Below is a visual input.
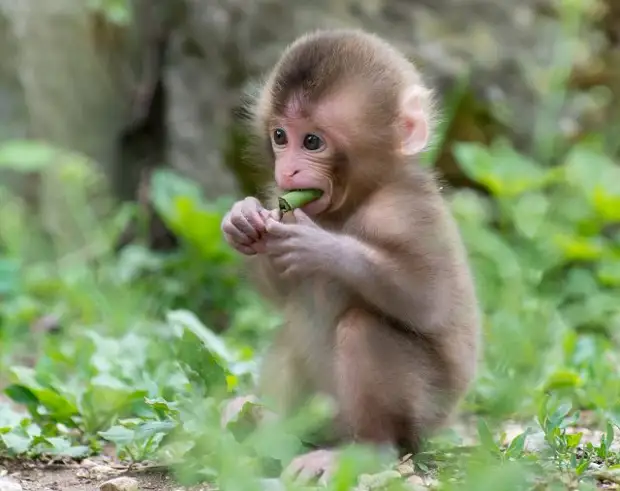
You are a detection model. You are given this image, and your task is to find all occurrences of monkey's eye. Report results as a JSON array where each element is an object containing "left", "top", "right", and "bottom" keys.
[
  {"left": 273, "top": 128, "right": 288, "bottom": 146},
  {"left": 303, "top": 133, "right": 324, "bottom": 151}
]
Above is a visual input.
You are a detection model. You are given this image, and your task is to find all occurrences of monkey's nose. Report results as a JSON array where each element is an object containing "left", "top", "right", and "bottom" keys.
[{"left": 276, "top": 169, "right": 300, "bottom": 189}]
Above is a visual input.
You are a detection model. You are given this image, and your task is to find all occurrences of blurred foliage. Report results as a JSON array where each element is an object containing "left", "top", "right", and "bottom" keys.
[{"left": 87, "top": 0, "right": 132, "bottom": 25}]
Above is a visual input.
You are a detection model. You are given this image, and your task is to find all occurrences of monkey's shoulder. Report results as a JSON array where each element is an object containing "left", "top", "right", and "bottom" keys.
[{"left": 347, "top": 178, "right": 446, "bottom": 238}]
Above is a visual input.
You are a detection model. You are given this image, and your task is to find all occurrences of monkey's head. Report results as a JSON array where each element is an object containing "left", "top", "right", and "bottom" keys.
[{"left": 251, "top": 29, "right": 434, "bottom": 217}]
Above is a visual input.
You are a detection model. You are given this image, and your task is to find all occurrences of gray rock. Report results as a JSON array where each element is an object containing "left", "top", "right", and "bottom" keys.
[
  {"left": 162, "top": 0, "right": 603, "bottom": 197},
  {"left": 0, "top": 0, "right": 613, "bottom": 206},
  {"left": 100, "top": 476, "right": 140, "bottom": 491},
  {"left": 0, "top": 477, "right": 22, "bottom": 491}
]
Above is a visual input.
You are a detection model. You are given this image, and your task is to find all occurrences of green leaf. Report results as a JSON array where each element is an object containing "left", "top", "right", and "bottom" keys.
[
  {"left": 150, "top": 169, "right": 204, "bottom": 221},
  {"left": 39, "top": 437, "right": 90, "bottom": 458},
  {"left": 0, "top": 404, "right": 24, "bottom": 428},
  {"left": 0, "top": 140, "right": 60, "bottom": 172},
  {"left": 505, "top": 428, "right": 533, "bottom": 458},
  {"left": 454, "top": 139, "right": 549, "bottom": 197},
  {"left": 511, "top": 193, "right": 550, "bottom": 239},
  {"left": 134, "top": 421, "right": 177, "bottom": 440},
  {"left": 99, "top": 425, "right": 136, "bottom": 445},
  {"left": 1, "top": 432, "right": 32, "bottom": 454},
  {"left": 477, "top": 418, "right": 498, "bottom": 452},
  {"left": 605, "top": 421, "right": 615, "bottom": 447},
  {"left": 553, "top": 235, "right": 605, "bottom": 261},
  {"left": 597, "top": 259, "right": 620, "bottom": 287},
  {"left": 544, "top": 369, "right": 583, "bottom": 391},
  {"left": 566, "top": 432, "right": 583, "bottom": 449},
  {"left": 549, "top": 403, "right": 572, "bottom": 428},
  {"left": 167, "top": 310, "right": 235, "bottom": 369},
  {"left": 0, "top": 258, "right": 20, "bottom": 296},
  {"left": 144, "top": 397, "right": 179, "bottom": 415},
  {"left": 576, "top": 458, "right": 590, "bottom": 475}
]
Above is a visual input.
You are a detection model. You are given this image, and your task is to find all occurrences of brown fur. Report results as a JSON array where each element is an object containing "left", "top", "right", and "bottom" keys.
[{"left": 225, "top": 28, "right": 481, "bottom": 461}]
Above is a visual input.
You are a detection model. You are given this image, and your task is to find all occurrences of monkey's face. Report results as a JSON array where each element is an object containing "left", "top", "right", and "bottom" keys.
[{"left": 269, "top": 112, "right": 337, "bottom": 216}]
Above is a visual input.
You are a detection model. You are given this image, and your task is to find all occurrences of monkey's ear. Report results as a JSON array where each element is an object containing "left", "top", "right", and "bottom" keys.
[{"left": 399, "top": 86, "right": 430, "bottom": 156}]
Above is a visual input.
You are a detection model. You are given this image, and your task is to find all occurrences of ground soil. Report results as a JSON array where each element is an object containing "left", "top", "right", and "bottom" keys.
[{"left": 1, "top": 458, "right": 215, "bottom": 491}]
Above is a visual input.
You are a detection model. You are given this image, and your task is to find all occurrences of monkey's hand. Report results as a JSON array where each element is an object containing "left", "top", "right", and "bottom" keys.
[
  {"left": 221, "top": 197, "right": 271, "bottom": 255},
  {"left": 282, "top": 449, "right": 337, "bottom": 486},
  {"left": 263, "top": 209, "right": 340, "bottom": 278}
]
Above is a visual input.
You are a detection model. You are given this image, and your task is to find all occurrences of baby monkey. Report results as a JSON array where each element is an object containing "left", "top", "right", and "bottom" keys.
[{"left": 221, "top": 28, "right": 481, "bottom": 483}]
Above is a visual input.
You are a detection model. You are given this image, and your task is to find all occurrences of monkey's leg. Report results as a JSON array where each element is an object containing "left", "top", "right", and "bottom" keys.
[
  {"left": 284, "top": 308, "right": 430, "bottom": 485},
  {"left": 333, "top": 308, "right": 423, "bottom": 453}
]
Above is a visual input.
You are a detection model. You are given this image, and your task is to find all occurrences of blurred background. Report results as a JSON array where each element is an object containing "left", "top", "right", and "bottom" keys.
[{"left": 0, "top": 1, "right": 619, "bottom": 490}]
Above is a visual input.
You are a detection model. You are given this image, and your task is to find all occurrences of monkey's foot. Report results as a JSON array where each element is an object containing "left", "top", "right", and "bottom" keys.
[
  {"left": 220, "top": 395, "right": 261, "bottom": 429},
  {"left": 283, "top": 449, "right": 337, "bottom": 486}
]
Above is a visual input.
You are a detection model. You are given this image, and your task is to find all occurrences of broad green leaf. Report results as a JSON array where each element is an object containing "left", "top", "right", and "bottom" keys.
[
  {"left": 549, "top": 402, "right": 572, "bottom": 428},
  {"left": 0, "top": 258, "right": 20, "bottom": 295},
  {"left": 150, "top": 168, "right": 204, "bottom": 221},
  {"left": 506, "top": 430, "right": 530, "bottom": 458},
  {"left": 454, "top": 140, "right": 549, "bottom": 197},
  {"left": 37, "top": 437, "right": 90, "bottom": 458},
  {"left": 450, "top": 189, "right": 493, "bottom": 224},
  {"left": 99, "top": 425, "right": 136, "bottom": 445},
  {"left": 511, "top": 193, "right": 550, "bottom": 239},
  {"left": 0, "top": 140, "right": 59, "bottom": 172},
  {"left": 0, "top": 404, "right": 24, "bottom": 428},
  {"left": 553, "top": 234, "right": 605, "bottom": 261},
  {"left": 597, "top": 258, "right": 620, "bottom": 287},
  {"left": 134, "top": 420, "right": 177, "bottom": 440},
  {"left": 144, "top": 397, "right": 179, "bottom": 414},
  {"left": 1, "top": 432, "right": 32, "bottom": 454},
  {"left": 544, "top": 370, "right": 582, "bottom": 391},
  {"left": 565, "top": 432, "right": 582, "bottom": 449},
  {"left": 167, "top": 310, "right": 234, "bottom": 368}
]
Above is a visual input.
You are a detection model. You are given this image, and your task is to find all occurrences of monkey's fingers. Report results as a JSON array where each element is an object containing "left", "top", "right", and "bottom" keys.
[
  {"left": 258, "top": 208, "right": 280, "bottom": 224},
  {"left": 223, "top": 232, "right": 257, "bottom": 256},
  {"left": 291, "top": 209, "right": 315, "bottom": 226},
  {"left": 283, "top": 450, "right": 334, "bottom": 485},
  {"left": 264, "top": 217, "right": 293, "bottom": 237},
  {"left": 242, "top": 202, "right": 268, "bottom": 235},
  {"left": 222, "top": 219, "right": 254, "bottom": 245},
  {"left": 230, "top": 212, "right": 261, "bottom": 241}
]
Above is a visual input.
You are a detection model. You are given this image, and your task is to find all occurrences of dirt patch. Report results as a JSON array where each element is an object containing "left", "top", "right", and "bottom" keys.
[{"left": 1, "top": 459, "right": 215, "bottom": 491}]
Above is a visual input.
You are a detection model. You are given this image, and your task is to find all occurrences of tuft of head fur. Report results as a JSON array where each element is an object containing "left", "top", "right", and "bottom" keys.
[{"left": 246, "top": 29, "right": 437, "bottom": 150}]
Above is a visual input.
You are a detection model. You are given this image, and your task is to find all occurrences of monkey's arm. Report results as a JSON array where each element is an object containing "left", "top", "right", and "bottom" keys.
[
  {"left": 328, "top": 232, "right": 450, "bottom": 330},
  {"left": 264, "top": 202, "right": 465, "bottom": 332}
]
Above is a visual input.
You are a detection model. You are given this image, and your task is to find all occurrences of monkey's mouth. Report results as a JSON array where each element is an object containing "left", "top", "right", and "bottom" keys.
[{"left": 280, "top": 187, "right": 330, "bottom": 215}]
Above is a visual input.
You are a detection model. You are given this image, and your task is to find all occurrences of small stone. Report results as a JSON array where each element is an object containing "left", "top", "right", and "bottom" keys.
[
  {"left": 0, "top": 477, "right": 23, "bottom": 491},
  {"left": 81, "top": 458, "right": 100, "bottom": 468},
  {"left": 100, "top": 477, "right": 140, "bottom": 491},
  {"left": 75, "top": 468, "right": 91, "bottom": 479},
  {"left": 358, "top": 470, "right": 402, "bottom": 490},
  {"left": 258, "top": 478, "right": 285, "bottom": 491},
  {"left": 90, "top": 465, "right": 121, "bottom": 481},
  {"left": 405, "top": 475, "right": 428, "bottom": 491},
  {"left": 396, "top": 460, "right": 415, "bottom": 476}
]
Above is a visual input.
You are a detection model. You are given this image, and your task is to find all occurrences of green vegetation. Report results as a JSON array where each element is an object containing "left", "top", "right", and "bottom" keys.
[{"left": 1, "top": 120, "right": 619, "bottom": 490}]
